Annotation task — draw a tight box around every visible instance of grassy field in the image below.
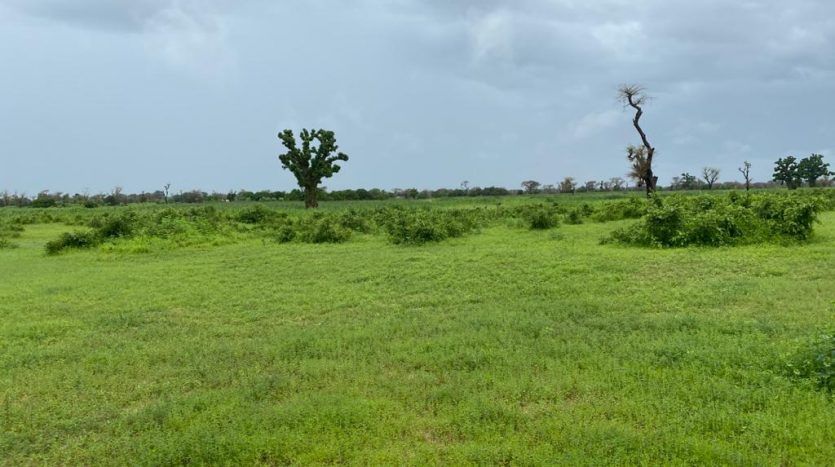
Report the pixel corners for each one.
[1,194,834,465]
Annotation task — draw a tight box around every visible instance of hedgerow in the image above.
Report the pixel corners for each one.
[607,192,826,247]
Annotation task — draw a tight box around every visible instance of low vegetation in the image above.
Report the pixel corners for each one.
[607,191,831,247]
[1,190,833,464]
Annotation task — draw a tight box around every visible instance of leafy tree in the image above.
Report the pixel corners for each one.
[738,161,752,192]
[773,156,802,190]
[521,180,541,194]
[701,167,720,190]
[559,177,577,194]
[609,177,626,191]
[619,85,658,197]
[678,172,699,190]
[798,153,833,187]
[278,129,349,208]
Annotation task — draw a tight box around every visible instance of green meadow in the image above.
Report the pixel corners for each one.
[1,193,834,465]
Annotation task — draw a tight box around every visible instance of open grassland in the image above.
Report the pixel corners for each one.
[1,193,834,465]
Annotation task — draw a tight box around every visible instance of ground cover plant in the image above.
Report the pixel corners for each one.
[1,191,834,464]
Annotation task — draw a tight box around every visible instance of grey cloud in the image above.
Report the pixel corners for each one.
[0,0,834,193]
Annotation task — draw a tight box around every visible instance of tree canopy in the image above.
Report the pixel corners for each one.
[278,129,349,208]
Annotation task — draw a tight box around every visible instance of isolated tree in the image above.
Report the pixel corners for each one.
[542,184,558,194]
[773,156,801,190]
[460,180,470,192]
[521,180,541,194]
[559,177,577,194]
[584,180,597,192]
[798,153,833,187]
[679,172,699,190]
[738,161,752,192]
[609,177,626,191]
[163,183,172,204]
[278,129,349,208]
[619,85,657,197]
[671,176,681,190]
[701,167,720,190]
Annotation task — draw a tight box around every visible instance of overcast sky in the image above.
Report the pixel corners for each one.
[1,0,833,194]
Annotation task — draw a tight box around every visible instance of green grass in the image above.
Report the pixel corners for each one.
[1,200,834,464]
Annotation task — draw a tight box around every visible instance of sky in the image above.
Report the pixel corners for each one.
[1,0,833,195]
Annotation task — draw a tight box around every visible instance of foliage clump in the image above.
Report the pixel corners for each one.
[786,332,835,393]
[607,192,825,247]
[0,220,23,248]
[45,231,100,255]
[382,209,480,245]
[589,197,647,223]
[525,208,560,230]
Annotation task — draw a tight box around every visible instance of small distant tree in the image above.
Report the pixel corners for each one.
[460,180,469,193]
[584,180,597,192]
[701,167,720,190]
[679,172,699,190]
[278,129,349,208]
[773,156,802,190]
[619,84,658,197]
[609,177,626,191]
[521,180,541,194]
[559,177,577,194]
[163,183,171,204]
[798,153,833,187]
[738,161,752,191]
[542,184,558,194]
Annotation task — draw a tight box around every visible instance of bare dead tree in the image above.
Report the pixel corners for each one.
[618,84,657,197]
[701,167,720,190]
[738,161,752,191]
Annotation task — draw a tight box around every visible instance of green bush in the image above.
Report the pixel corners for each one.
[94,212,137,239]
[236,204,275,224]
[45,231,100,255]
[565,208,584,225]
[300,217,352,244]
[526,208,559,230]
[786,332,835,393]
[608,193,824,247]
[383,209,479,245]
[591,197,647,223]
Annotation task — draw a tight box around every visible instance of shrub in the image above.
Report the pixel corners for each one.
[565,208,584,225]
[45,231,100,255]
[237,204,275,224]
[591,197,647,223]
[95,213,136,239]
[383,209,479,245]
[525,208,559,230]
[299,217,352,244]
[275,225,297,243]
[608,193,824,247]
[0,238,16,249]
[786,332,835,393]
[338,208,372,233]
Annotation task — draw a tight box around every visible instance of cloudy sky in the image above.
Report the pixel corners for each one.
[1,0,833,194]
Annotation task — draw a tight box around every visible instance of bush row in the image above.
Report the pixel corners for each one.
[35,189,835,253]
[607,192,827,247]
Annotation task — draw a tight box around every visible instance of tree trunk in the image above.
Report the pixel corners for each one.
[304,185,318,208]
